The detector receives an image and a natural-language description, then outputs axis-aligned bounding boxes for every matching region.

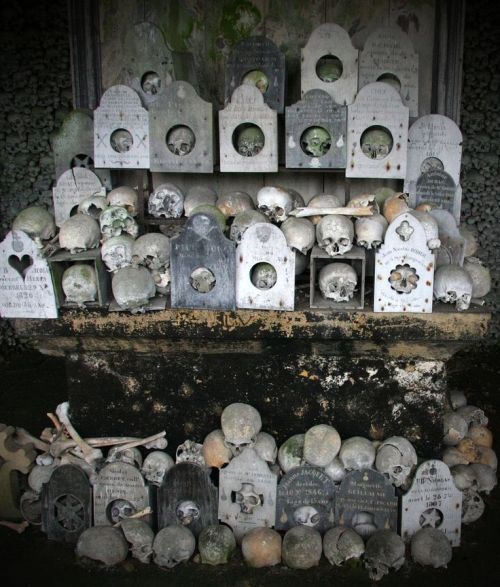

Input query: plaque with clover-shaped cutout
[51,109,112,189]
[346,82,409,179]
[41,464,92,543]
[405,115,463,223]
[286,89,347,169]
[236,223,295,311]
[359,27,419,117]
[401,460,462,547]
[93,461,151,526]
[149,81,213,173]
[276,466,336,533]
[52,168,104,227]
[335,469,398,538]
[301,23,358,106]
[94,85,150,169]
[225,36,285,113]
[219,84,278,173]
[374,212,434,313]
[157,463,218,537]
[170,213,236,310]
[218,447,277,543]
[0,230,58,319]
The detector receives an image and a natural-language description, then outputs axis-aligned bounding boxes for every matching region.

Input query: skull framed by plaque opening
[250,263,277,290]
[389,264,419,294]
[242,70,269,94]
[316,55,343,83]
[233,483,264,515]
[376,72,401,92]
[300,126,332,158]
[233,123,265,157]
[110,129,134,153]
[360,126,393,160]
[176,500,201,526]
[107,498,136,524]
[141,70,162,95]
[190,267,216,293]
[166,125,196,157]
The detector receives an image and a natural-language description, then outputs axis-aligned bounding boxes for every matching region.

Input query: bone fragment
[113,507,153,527]
[289,206,374,218]
[0,520,29,534]
[55,402,103,465]
[112,432,167,453]
[14,428,50,453]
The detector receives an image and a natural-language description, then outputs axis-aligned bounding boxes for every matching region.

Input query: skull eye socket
[360,126,393,161]
[339,238,350,247]
[316,55,343,82]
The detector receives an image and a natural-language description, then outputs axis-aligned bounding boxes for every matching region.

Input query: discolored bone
[113,506,153,527]
[14,428,50,453]
[289,206,373,218]
[111,431,167,454]
[55,402,103,465]
[0,520,29,534]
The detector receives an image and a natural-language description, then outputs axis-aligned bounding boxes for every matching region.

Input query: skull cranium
[301,126,331,158]
[316,215,354,256]
[257,186,294,223]
[434,265,473,311]
[235,125,265,157]
[148,183,184,219]
[167,125,196,157]
[318,262,358,302]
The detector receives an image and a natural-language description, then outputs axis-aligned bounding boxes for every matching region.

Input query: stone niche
[301,23,358,106]
[359,27,419,118]
[346,82,409,179]
[149,81,213,173]
[225,35,285,113]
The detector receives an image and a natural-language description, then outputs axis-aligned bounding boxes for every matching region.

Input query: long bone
[55,402,103,465]
[111,431,167,454]
[289,206,374,218]
[113,506,153,527]
[14,428,50,453]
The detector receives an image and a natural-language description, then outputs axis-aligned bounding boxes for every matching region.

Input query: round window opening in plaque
[166,125,196,157]
[232,123,265,157]
[389,263,419,294]
[141,71,161,95]
[300,126,332,158]
[250,262,277,290]
[70,153,94,170]
[360,125,394,160]
[376,72,402,92]
[110,129,134,153]
[241,69,269,94]
[106,498,136,524]
[316,55,343,83]
[190,267,216,293]
[420,156,444,174]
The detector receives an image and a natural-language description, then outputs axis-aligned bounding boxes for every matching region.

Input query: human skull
[443,412,468,446]
[234,482,263,514]
[461,488,485,524]
[307,194,343,225]
[316,215,354,256]
[175,440,205,467]
[198,524,236,565]
[364,530,405,581]
[375,436,417,488]
[316,57,342,82]
[141,71,161,95]
[278,434,305,473]
[167,125,196,156]
[282,526,322,569]
[121,518,155,564]
[12,206,56,247]
[355,214,388,249]
[112,266,156,313]
[242,69,269,93]
[456,405,488,427]
[301,126,331,158]
[443,447,469,468]
[20,490,42,525]
[409,210,441,250]
[76,526,129,567]
[257,186,294,223]
[106,446,143,468]
[203,429,233,468]
[216,191,254,217]
[449,389,467,410]
[148,183,184,219]
[221,403,262,456]
[101,235,135,273]
[459,225,479,257]
[294,251,308,276]
[141,451,174,485]
[463,257,491,298]
[281,217,315,254]
[410,528,452,568]
[451,464,477,490]
[323,526,365,566]
[62,264,98,307]
[190,267,217,293]
[389,264,419,294]
[100,206,139,241]
[176,500,201,526]
[28,463,58,494]
[361,127,393,159]
[293,505,321,527]
[107,186,139,217]
[477,446,497,470]
[241,527,282,568]
[110,129,133,153]
[286,188,305,209]
[383,193,410,224]
[230,210,270,243]
[78,195,108,219]
[153,525,195,569]
[303,424,341,467]
[466,425,493,448]
[59,214,100,253]
[236,125,265,157]
[108,500,135,525]
[434,265,473,311]
[132,233,170,272]
[339,437,376,471]
[323,457,346,483]
[469,463,497,494]
[190,206,227,232]
[318,263,357,302]
[251,262,277,290]
[184,185,217,216]
[254,431,278,464]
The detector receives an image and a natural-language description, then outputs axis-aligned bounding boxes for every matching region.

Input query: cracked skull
[389,264,419,294]
[148,183,185,219]
[101,235,135,273]
[316,215,354,257]
[375,436,418,488]
[100,206,139,241]
[323,526,365,566]
[132,233,170,272]
[318,262,357,302]
[121,518,155,564]
[257,186,294,223]
[434,265,473,311]
[221,403,262,456]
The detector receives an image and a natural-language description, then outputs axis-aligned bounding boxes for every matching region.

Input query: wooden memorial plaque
[346,82,409,179]
[401,460,462,547]
[149,81,213,173]
[374,212,434,313]
[301,23,358,106]
[219,84,278,173]
[94,85,150,169]
[52,168,104,227]
[170,213,236,310]
[41,465,92,543]
[225,36,285,113]
[286,89,347,169]
[335,469,398,539]
[51,109,111,189]
[93,461,150,526]
[236,223,295,311]
[157,463,218,537]
[0,231,58,319]
[359,27,419,117]
[219,448,277,542]
[276,466,336,533]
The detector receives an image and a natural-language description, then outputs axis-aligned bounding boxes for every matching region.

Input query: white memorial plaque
[236,223,295,311]
[0,230,58,319]
[401,460,462,547]
[52,168,104,227]
[219,84,278,173]
[149,81,213,173]
[346,82,409,179]
[301,23,358,106]
[94,85,150,169]
[359,27,419,117]
[374,212,434,313]
[218,448,277,542]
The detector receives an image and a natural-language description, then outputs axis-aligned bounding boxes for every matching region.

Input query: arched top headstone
[52,168,104,227]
